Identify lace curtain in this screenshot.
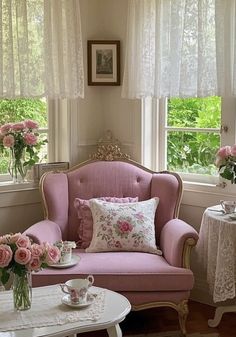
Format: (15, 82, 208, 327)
(0, 0, 84, 99)
(122, 0, 235, 99)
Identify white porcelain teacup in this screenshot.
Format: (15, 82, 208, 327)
(60, 275, 94, 304)
(54, 241, 76, 264)
(220, 200, 236, 214)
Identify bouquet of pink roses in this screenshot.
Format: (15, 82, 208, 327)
(0, 232, 60, 285)
(215, 145, 236, 183)
(0, 120, 47, 182)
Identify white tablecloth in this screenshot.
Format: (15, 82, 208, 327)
(0, 285, 105, 332)
(196, 205, 236, 302)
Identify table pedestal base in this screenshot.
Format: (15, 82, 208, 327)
(208, 305, 236, 327)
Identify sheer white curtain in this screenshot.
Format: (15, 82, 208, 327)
(122, 0, 235, 99)
(0, 0, 84, 99)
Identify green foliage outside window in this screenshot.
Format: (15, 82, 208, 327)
(0, 99, 47, 174)
(167, 97, 221, 175)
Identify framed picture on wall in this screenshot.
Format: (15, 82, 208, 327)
(87, 40, 120, 86)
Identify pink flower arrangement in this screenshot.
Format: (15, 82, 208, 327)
(0, 233, 60, 285)
(215, 145, 236, 183)
(0, 120, 47, 182)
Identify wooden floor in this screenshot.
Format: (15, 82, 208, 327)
(78, 300, 236, 337)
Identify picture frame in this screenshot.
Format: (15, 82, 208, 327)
(87, 40, 120, 86)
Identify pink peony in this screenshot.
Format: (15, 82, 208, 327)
(45, 245, 60, 264)
(0, 123, 12, 135)
(16, 235, 31, 249)
(217, 146, 231, 159)
(12, 122, 25, 131)
(24, 120, 38, 129)
(14, 247, 31, 265)
(0, 244, 13, 267)
(3, 134, 14, 147)
(27, 257, 41, 271)
(23, 132, 38, 146)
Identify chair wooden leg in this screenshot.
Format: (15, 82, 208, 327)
(177, 300, 189, 336)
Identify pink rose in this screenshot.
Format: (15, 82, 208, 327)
(23, 132, 38, 146)
(14, 247, 31, 265)
(134, 212, 145, 221)
(3, 135, 14, 147)
(24, 120, 38, 130)
(215, 156, 225, 168)
(0, 234, 11, 244)
(0, 244, 13, 267)
(231, 145, 236, 156)
(114, 241, 122, 248)
(27, 257, 41, 271)
(217, 146, 231, 159)
(0, 123, 12, 135)
(9, 233, 22, 244)
(45, 245, 60, 264)
(117, 221, 133, 233)
(16, 235, 31, 248)
(30, 243, 44, 257)
(12, 122, 25, 131)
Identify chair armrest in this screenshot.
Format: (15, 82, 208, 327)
(160, 219, 199, 268)
(23, 220, 62, 245)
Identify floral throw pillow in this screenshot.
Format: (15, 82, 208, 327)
(86, 198, 162, 255)
(74, 197, 138, 248)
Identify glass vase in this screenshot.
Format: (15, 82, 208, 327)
(8, 151, 28, 183)
(13, 271, 32, 311)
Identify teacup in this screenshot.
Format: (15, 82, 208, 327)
(220, 200, 236, 214)
(54, 241, 76, 264)
(60, 275, 94, 304)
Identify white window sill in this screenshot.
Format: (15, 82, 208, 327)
(182, 179, 236, 208)
(0, 180, 39, 193)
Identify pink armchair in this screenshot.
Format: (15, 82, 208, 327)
(24, 157, 198, 335)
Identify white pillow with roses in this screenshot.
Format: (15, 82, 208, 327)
(86, 197, 162, 255)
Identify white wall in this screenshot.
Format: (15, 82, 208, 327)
(76, 0, 142, 164)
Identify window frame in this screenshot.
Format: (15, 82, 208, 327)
(142, 96, 236, 190)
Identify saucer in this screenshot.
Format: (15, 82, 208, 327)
(50, 254, 80, 269)
(61, 294, 95, 308)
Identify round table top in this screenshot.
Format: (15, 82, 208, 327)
(0, 285, 131, 337)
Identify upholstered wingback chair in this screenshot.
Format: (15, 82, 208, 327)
(24, 137, 198, 335)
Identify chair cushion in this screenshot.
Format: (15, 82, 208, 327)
(32, 250, 194, 292)
(86, 198, 161, 255)
(74, 196, 138, 248)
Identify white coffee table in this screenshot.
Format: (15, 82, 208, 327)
(0, 285, 131, 337)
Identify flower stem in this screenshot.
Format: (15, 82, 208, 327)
(13, 272, 32, 311)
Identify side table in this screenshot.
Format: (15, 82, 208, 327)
(196, 205, 236, 327)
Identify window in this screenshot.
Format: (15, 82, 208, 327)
(142, 96, 236, 186)
(165, 97, 221, 183)
(0, 98, 48, 182)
